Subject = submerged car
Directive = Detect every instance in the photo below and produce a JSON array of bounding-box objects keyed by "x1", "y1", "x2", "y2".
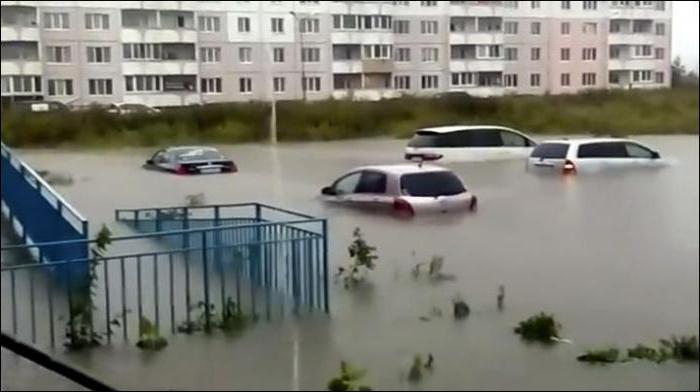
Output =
[
  {"x1": 526, "y1": 138, "x2": 664, "y2": 175},
  {"x1": 405, "y1": 125, "x2": 537, "y2": 162},
  {"x1": 144, "y1": 146, "x2": 237, "y2": 175},
  {"x1": 320, "y1": 162, "x2": 477, "y2": 216}
]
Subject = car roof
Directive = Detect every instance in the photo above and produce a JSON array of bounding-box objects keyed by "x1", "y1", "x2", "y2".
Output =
[
  {"x1": 416, "y1": 125, "x2": 518, "y2": 134},
  {"x1": 350, "y1": 164, "x2": 450, "y2": 176},
  {"x1": 539, "y1": 138, "x2": 635, "y2": 145},
  {"x1": 165, "y1": 146, "x2": 220, "y2": 152}
]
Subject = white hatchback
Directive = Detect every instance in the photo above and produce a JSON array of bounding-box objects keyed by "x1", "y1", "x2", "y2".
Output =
[
  {"x1": 526, "y1": 138, "x2": 665, "y2": 175},
  {"x1": 405, "y1": 125, "x2": 537, "y2": 162}
]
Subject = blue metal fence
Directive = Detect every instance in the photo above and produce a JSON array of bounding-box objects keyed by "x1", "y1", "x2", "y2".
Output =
[{"x1": 0, "y1": 142, "x2": 88, "y2": 264}]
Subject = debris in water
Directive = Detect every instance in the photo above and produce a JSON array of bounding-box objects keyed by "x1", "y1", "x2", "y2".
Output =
[
  {"x1": 327, "y1": 361, "x2": 371, "y2": 391},
  {"x1": 514, "y1": 312, "x2": 561, "y2": 343},
  {"x1": 425, "y1": 354, "x2": 434, "y2": 370},
  {"x1": 185, "y1": 193, "x2": 206, "y2": 207},
  {"x1": 37, "y1": 170, "x2": 74, "y2": 186},
  {"x1": 452, "y1": 296, "x2": 470, "y2": 320},
  {"x1": 660, "y1": 335, "x2": 699, "y2": 361},
  {"x1": 577, "y1": 348, "x2": 620, "y2": 364},
  {"x1": 408, "y1": 355, "x2": 423, "y2": 383},
  {"x1": 497, "y1": 285, "x2": 505, "y2": 310}
]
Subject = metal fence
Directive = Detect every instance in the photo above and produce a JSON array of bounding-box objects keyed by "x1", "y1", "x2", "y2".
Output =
[
  {"x1": 1, "y1": 204, "x2": 329, "y2": 349},
  {"x1": 0, "y1": 142, "x2": 88, "y2": 265}
]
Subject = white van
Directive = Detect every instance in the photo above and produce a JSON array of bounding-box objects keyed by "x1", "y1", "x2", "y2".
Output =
[
  {"x1": 404, "y1": 125, "x2": 537, "y2": 162},
  {"x1": 526, "y1": 138, "x2": 665, "y2": 175}
]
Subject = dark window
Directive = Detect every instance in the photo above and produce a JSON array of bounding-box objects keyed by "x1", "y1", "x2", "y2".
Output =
[
  {"x1": 408, "y1": 131, "x2": 450, "y2": 147},
  {"x1": 174, "y1": 148, "x2": 225, "y2": 162},
  {"x1": 153, "y1": 150, "x2": 168, "y2": 164},
  {"x1": 334, "y1": 172, "x2": 362, "y2": 195},
  {"x1": 408, "y1": 129, "x2": 506, "y2": 148},
  {"x1": 530, "y1": 143, "x2": 569, "y2": 159},
  {"x1": 625, "y1": 142, "x2": 654, "y2": 159},
  {"x1": 577, "y1": 142, "x2": 628, "y2": 158},
  {"x1": 400, "y1": 171, "x2": 466, "y2": 197},
  {"x1": 356, "y1": 171, "x2": 387, "y2": 193},
  {"x1": 500, "y1": 131, "x2": 530, "y2": 147},
  {"x1": 463, "y1": 129, "x2": 503, "y2": 147}
]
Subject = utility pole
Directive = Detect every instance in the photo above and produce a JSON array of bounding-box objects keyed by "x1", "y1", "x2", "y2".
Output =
[{"x1": 290, "y1": 11, "x2": 306, "y2": 101}]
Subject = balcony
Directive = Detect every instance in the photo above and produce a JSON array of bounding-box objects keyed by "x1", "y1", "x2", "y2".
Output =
[
  {"x1": 608, "y1": 33, "x2": 656, "y2": 45},
  {"x1": 1, "y1": 60, "x2": 41, "y2": 75},
  {"x1": 121, "y1": 28, "x2": 197, "y2": 43},
  {"x1": 362, "y1": 59, "x2": 393, "y2": 73},
  {"x1": 608, "y1": 57, "x2": 658, "y2": 70},
  {"x1": 121, "y1": 9, "x2": 196, "y2": 42},
  {"x1": 122, "y1": 61, "x2": 198, "y2": 75},
  {"x1": 1, "y1": 5, "x2": 39, "y2": 41},
  {"x1": 123, "y1": 92, "x2": 200, "y2": 107},
  {"x1": 449, "y1": 59, "x2": 504, "y2": 72},
  {"x1": 0, "y1": 26, "x2": 39, "y2": 41},
  {"x1": 450, "y1": 32, "x2": 503, "y2": 45},
  {"x1": 609, "y1": 7, "x2": 669, "y2": 20},
  {"x1": 332, "y1": 60, "x2": 363, "y2": 74},
  {"x1": 332, "y1": 89, "x2": 400, "y2": 101},
  {"x1": 330, "y1": 31, "x2": 394, "y2": 45},
  {"x1": 449, "y1": 2, "x2": 501, "y2": 17}
]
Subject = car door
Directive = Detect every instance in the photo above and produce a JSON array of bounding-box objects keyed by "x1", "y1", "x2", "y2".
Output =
[
  {"x1": 327, "y1": 171, "x2": 363, "y2": 205},
  {"x1": 576, "y1": 142, "x2": 628, "y2": 172},
  {"x1": 352, "y1": 170, "x2": 391, "y2": 210},
  {"x1": 499, "y1": 129, "x2": 536, "y2": 159}
]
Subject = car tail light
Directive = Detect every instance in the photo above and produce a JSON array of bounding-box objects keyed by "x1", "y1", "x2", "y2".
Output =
[
  {"x1": 176, "y1": 164, "x2": 188, "y2": 175},
  {"x1": 562, "y1": 160, "x2": 577, "y2": 175},
  {"x1": 393, "y1": 198, "x2": 414, "y2": 216}
]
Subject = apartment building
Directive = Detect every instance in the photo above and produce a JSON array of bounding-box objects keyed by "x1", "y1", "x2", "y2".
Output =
[{"x1": 0, "y1": 1, "x2": 672, "y2": 107}]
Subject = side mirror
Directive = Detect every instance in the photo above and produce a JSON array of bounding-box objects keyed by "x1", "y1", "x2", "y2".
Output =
[
  {"x1": 146, "y1": 159, "x2": 154, "y2": 165},
  {"x1": 321, "y1": 186, "x2": 336, "y2": 196},
  {"x1": 651, "y1": 151, "x2": 660, "y2": 159}
]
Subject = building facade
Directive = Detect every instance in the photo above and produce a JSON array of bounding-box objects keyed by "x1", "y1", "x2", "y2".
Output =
[{"x1": 0, "y1": 1, "x2": 672, "y2": 107}]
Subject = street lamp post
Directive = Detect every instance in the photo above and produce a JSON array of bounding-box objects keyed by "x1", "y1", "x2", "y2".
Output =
[
  {"x1": 265, "y1": 43, "x2": 278, "y2": 144},
  {"x1": 290, "y1": 11, "x2": 307, "y2": 101}
]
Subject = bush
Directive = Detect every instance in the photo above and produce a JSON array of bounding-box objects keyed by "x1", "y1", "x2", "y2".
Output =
[{"x1": 514, "y1": 312, "x2": 561, "y2": 343}]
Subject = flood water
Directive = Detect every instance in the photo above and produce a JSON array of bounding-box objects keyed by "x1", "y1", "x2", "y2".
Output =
[{"x1": 3, "y1": 135, "x2": 699, "y2": 390}]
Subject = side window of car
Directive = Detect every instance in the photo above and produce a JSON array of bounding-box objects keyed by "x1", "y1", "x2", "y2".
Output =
[
  {"x1": 334, "y1": 172, "x2": 362, "y2": 195},
  {"x1": 500, "y1": 131, "x2": 529, "y2": 147},
  {"x1": 625, "y1": 142, "x2": 654, "y2": 159},
  {"x1": 356, "y1": 171, "x2": 387, "y2": 194},
  {"x1": 471, "y1": 129, "x2": 504, "y2": 147}
]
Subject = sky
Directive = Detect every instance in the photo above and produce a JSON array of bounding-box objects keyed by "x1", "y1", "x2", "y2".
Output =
[{"x1": 673, "y1": 1, "x2": 700, "y2": 72}]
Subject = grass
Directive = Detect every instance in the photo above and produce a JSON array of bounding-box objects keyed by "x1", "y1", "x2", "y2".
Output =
[
  {"x1": 2, "y1": 88, "x2": 697, "y2": 148},
  {"x1": 514, "y1": 312, "x2": 561, "y2": 344}
]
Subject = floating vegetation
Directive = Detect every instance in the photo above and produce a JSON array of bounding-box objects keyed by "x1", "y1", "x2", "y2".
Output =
[
  {"x1": 452, "y1": 296, "x2": 470, "y2": 320},
  {"x1": 497, "y1": 285, "x2": 505, "y2": 310},
  {"x1": 136, "y1": 316, "x2": 168, "y2": 351},
  {"x1": 412, "y1": 255, "x2": 456, "y2": 282},
  {"x1": 185, "y1": 193, "x2": 206, "y2": 207},
  {"x1": 177, "y1": 298, "x2": 249, "y2": 335},
  {"x1": 37, "y1": 170, "x2": 74, "y2": 186},
  {"x1": 327, "y1": 361, "x2": 372, "y2": 391},
  {"x1": 660, "y1": 335, "x2": 699, "y2": 362},
  {"x1": 577, "y1": 348, "x2": 620, "y2": 364},
  {"x1": 408, "y1": 354, "x2": 435, "y2": 383},
  {"x1": 627, "y1": 344, "x2": 667, "y2": 363},
  {"x1": 335, "y1": 228, "x2": 378, "y2": 289},
  {"x1": 514, "y1": 312, "x2": 561, "y2": 343}
]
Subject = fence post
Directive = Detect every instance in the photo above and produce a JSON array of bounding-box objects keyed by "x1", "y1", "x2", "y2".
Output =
[
  {"x1": 202, "y1": 230, "x2": 211, "y2": 332},
  {"x1": 322, "y1": 219, "x2": 329, "y2": 314},
  {"x1": 155, "y1": 209, "x2": 162, "y2": 233}
]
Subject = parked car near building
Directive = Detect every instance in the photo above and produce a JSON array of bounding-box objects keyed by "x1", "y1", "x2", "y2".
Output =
[{"x1": 144, "y1": 146, "x2": 237, "y2": 175}]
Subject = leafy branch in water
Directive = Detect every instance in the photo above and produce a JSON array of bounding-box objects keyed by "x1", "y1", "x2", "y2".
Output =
[
  {"x1": 136, "y1": 316, "x2": 168, "y2": 351},
  {"x1": 514, "y1": 312, "x2": 561, "y2": 344},
  {"x1": 408, "y1": 354, "x2": 435, "y2": 383},
  {"x1": 412, "y1": 255, "x2": 456, "y2": 282},
  {"x1": 327, "y1": 361, "x2": 372, "y2": 391},
  {"x1": 335, "y1": 228, "x2": 378, "y2": 289},
  {"x1": 177, "y1": 297, "x2": 249, "y2": 335},
  {"x1": 577, "y1": 335, "x2": 698, "y2": 365}
]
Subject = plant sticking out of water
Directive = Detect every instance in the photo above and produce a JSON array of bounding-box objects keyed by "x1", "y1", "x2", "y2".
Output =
[
  {"x1": 136, "y1": 316, "x2": 168, "y2": 351},
  {"x1": 412, "y1": 255, "x2": 457, "y2": 282},
  {"x1": 327, "y1": 361, "x2": 372, "y2": 391},
  {"x1": 177, "y1": 301, "x2": 218, "y2": 334},
  {"x1": 408, "y1": 353, "x2": 435, "y2": 383},
  {"x1": 335, "y1": 228, "x2": 378, "y2": 289},
  {"x1": 177, "y1": 298, "x2": 250, "y2": 335},
  {"x1": 577, "y1": 348, "x2": 620, "y2": 364},
  {"x1": 452, "y1": 295, "x2": 470, "y2": 320},
  {"x1": 514, "y1": 312, "x2": 562, "y2": 344},
  {"x1": 627, "y1": 344, "x2": 668, "y2": 363},
  {"x1": 64, "y1": 224, "x2": 112, "y2": 350},
  {"x1": 497, "y1": 285, "x2": 505, "y2": 311},
  {"x1": 185, "y1": 193, "x2": 206, "y2": 207},
  {"x1": 217, "y1": 297, "x2": 248, "y2": 334},
  {"x1": 660, "y1": 335, "x2": 699, "y2": 362}
]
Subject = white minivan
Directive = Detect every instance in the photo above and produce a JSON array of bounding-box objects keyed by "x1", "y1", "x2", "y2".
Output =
[
  {"x1": 526, "y1": 138, "x2": 665, "y2": 175},
  {"x1": 405, "y1": 125, "x2": 537, "y2": 162}
]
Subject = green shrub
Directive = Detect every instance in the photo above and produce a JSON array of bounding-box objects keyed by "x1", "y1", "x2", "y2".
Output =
[{"x1": 514, "y1": 312, "x2": 561, "y2": 343}]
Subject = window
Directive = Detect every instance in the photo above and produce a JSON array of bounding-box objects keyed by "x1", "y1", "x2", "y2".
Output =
[
  {"x1": 655, "y1": 23, "x2": 665, "y2": 35},
  {"x1": 609, "y1": 72, "x2": 620, "y2": 84},
  {"x1": 530, "y1": 73, "x2": 541, "y2": 87},
  {"x1": 44, "y1": 12, "x2": 69, "y2": 29},
  {"x1": 302, "y1": 47, "x2": 320, "y2": 62},
  {"x1": 394, "y1": 47, "x2": 411, "y2": 62},
  {"x1": 582, "y1": 72, "x2": 597, "y2": 86},
  {"x1": 504, "y1": 74, "x2": 518, "y2": 87},
  {"x1": 531, "y1": 47, "x2": 540, "y2": 61},
  {"x1": 302, "y1": 76, "x2": 321, "y2": 92},
  {"x1": 477, "y1": 45, "x2": 501, "y2": 59},
  {"x1": 561, "y1": 1, "x2": 571, "y2": 9},
  {"x1": 610, "y1": 46, "x2": 621, "y2": 59},
  {"x1": 625, "y1": 143, "x2": 654, "y2": 159},
  {"x1": 273, "y1": 77, "x2": 286, "y2": 93},
  {"x1": 633, "y1": 45, "x2": 652, "y2": 57},
  {"x1": 531, "y1": 143, "x2": 570, "y2": 159},
  {"x1": 47, "y1": 79, "x2": 73, "y2": 96},
  {"x1": 505, "y1": 47, "x2": 518, "y2": 61},
  {"x1": 123, "y1": 43, "x2": 161, "y2": 60},
  {"x1": 451, "y1": 72, "x2": 475, "y2": 87},
  {"x1": 45, "y1": 46, "x2": 71, "y2": 63},
  {"x1": 198, "y1": 16, "x2": 220, "y2": 32},
  {"x1": 583, "y1": 22, "x2": 597, "y2": 34},
  {"x1": 271, "y1": 17, "x2": 284, "y2": 33},
  {"x1": 200, "y1": 47, "x2": 221, "y2": 63},
  {"x1": 200, "y1": 77, "x2": 222, "y2": 94},
  {"x1": 239, "y1": 77, "x2": 252, "y2": 93},
  {"x1": 85, "y1": 13, "x2": 109, "y2": 30},
  {"x1": 334, "y1": 172, "x2": 362, "y2": 195},
  {"x1": 88, "y1": 79, "x2": 112, "y2": 95},
  {"x1": 394, "y1": 1, "x2": 410, "y2": 5},
  {"x1": 420, "y1": 1, "x2": 437, "y2": 6},
  {"x1": 654, "y1": 72, "x2": 664, "y2": 84},
  {"x1": 364, "y1": 44, "x2": 392, "y2": 59},
  {"x1": 239, "y1": 47, "x2": 252, "y2": 63},
  {"x1": 87, "y1": 46, "x2": 111, "y2": 63},
  {"x1": 273, "y1": 47, "x2": 285, "y2": 63},
  {"x1": 238, "y1": 17, "x2": 250, "y2": 32},
  {"x1": 561, "y1": 22, "x2": 570, "y2": 35},
  {"x1": 7, "y1": 76, "x2": 40, "y2": 93},
  {"x1": 501, "y1": 131, "x2": 530, "y2": 147},
  {"x1": 300, "y1": 17, "x2": 319, "y2": 33},
  {"x1": 125, "y1": 75, "x2": 161, "y2": 92},
  {"x1": 394, "y1": 20, "x2": 409, "y2": 34},
  {"x1": 560, "y1": 73, "x2": 570, "y2": 86},
  {"x1": 504, "y1": 1, "x2": 518, "y2": 7},
  {"x1": 560, "y1": 48, "x2": 570, "y2": 61},
  {"x1": 655, "y1": 1, "x2": 666, "y2": 10},
  {"x1": 633, "y1": 20, "x2": 649, "y2": 33},
  {"x1": 421, "y1": 47, "x2": 439, "y2": 62},
  {"x1": 582, "y1": 48, "x2": 597, "y2": 61},
  {"x1": 394, "y1": 75, "x2": 411, "y2": 90},
  {"x1": 531, "y1": 22, "x2": 540, "y2": 35},
  {"x1": 531, "y1": 1, "x2": 541, "y2": 8},
  {"x1": 421, "y1": 20, "x2": 438, "y2": 34},
  {"x1": 632, "y1": 70, "x2": 652, "y2": 82},
  {"x1": 421, "y1": 74, "x2": 439, "y2": 89},
  {"x1": 583, "y1": 1, "x2": 598, "y2": 9},
  {"x1": 655, "y1": 48, "x2": 664, "y2": 60},
  {"x1": 356, "y1": 171, "x2": 387, "y2": 194},
  {"x1": 610, "y1": 20, "x2": 622, "y2": 33},
  {"x1": 400, "y1": 172, "x2": 466, "y2": 197},
  {"x1": 504, "y1": 21, "x2": 518, "y2": 34},
  {"x1": 578, "y1": 142, "x2": 628, "y2": 158}
]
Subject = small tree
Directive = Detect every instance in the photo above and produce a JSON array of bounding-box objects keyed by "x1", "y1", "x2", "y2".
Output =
[{"x1": 335, "y1": 228, "x2": 378, "y2": 288}]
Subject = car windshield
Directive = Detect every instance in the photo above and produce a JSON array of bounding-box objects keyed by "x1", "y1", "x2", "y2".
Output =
[
  {"x1": 174, "y1": 148, "x2": 225, "y2": 162},
  {"x1": 400, "y1": 171, "x2": 466, "y2": 197},
  {"x1": 531, "y1": 143, "x2": 569, "y2": 159}
]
